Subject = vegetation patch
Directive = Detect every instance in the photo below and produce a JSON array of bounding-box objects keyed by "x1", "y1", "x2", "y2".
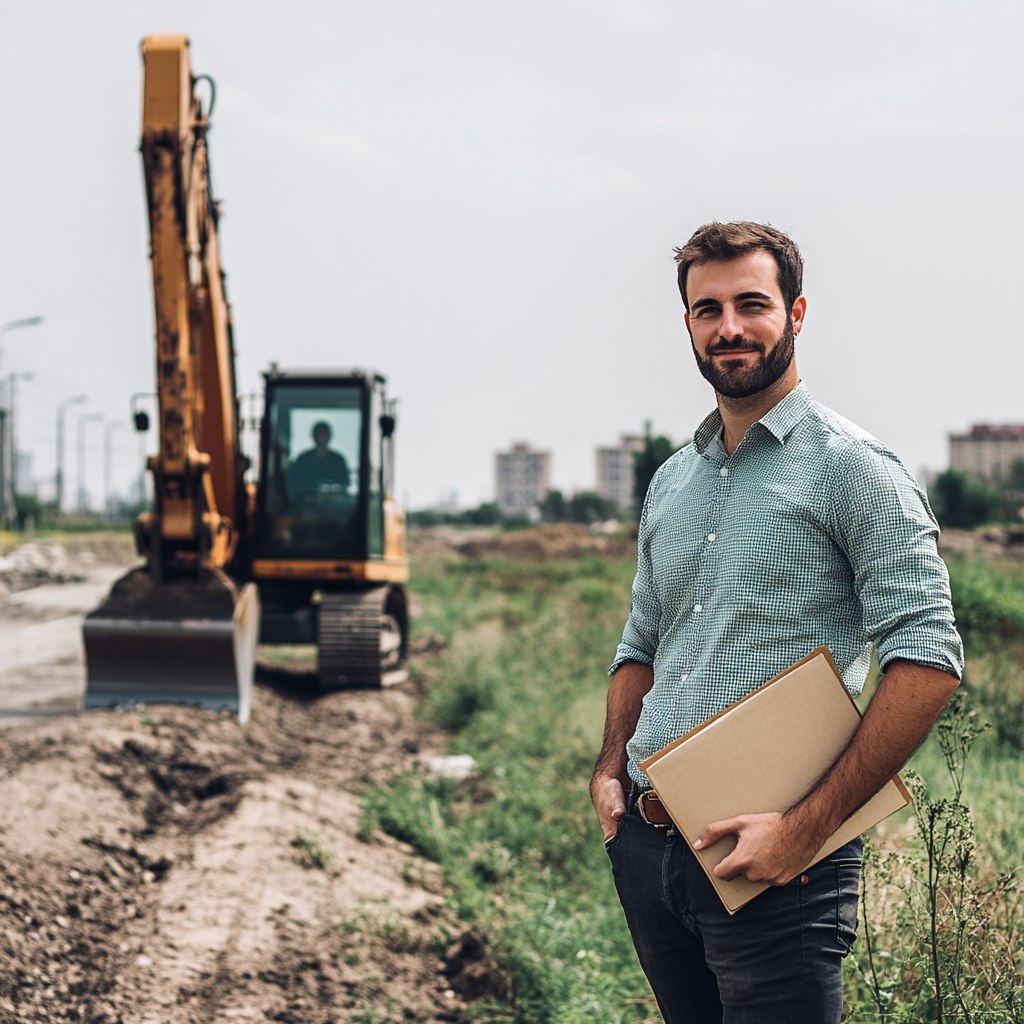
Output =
[{"x1": 371, "y1": 534, "x2": 1023, "y2": 1023}]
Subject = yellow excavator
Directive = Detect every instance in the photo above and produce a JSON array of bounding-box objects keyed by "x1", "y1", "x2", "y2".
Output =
[{"x1": 83, "y1": 36, "x2": 408, "y2": 722}]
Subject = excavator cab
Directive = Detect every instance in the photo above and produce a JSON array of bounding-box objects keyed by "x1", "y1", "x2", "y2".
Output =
[
  {"x1": 258, "y1": 373, "x2": 365, "y2": 559},
  {"x1": 252, "y1": 368, "x2": 409, "y2": 689},
  {"x1": 254, "y1": 367, "x2": 398, "y2": 564}
]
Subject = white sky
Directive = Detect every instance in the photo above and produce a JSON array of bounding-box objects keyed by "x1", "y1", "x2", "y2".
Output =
[{"x1": 1, "y1": 0, "x2": 1022, "y2": 510}]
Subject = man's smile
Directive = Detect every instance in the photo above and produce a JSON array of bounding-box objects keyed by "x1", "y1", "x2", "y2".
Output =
[{"x1": 710, "y1": 346, "x2": 761, "y2": 357}]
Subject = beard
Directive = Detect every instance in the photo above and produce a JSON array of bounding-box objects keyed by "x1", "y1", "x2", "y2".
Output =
[{"x1": 691, "y1": 319, "x2": 796, "y2": 399}]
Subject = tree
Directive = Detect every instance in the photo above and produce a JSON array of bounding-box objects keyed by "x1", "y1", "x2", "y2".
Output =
[
  {"x1": 461, "y1": 502, "x2": 502, "y2": 526},
  {"x1": 566, "y1": 490, "x2": 617, "y2": 524},
  {"x1": 633, "y1": 432, "x2": 679, "y2": 514},
  {"x1": 928, "y1": 469, "x2": 1001, "y2": 529},
  {"x1": 539, "y1": 489, "x2": 566, "y2": 523},
  {"x1": 1007, "y1": 458, "x2": 1024, "y2": 493},
  {"x1": 13, "y1": 492, "x2": 45, "y2": 530}
]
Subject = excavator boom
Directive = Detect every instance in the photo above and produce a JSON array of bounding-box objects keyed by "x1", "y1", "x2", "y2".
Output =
[{"x1": 84, "y1": 36, "x2": 257, "y2": 719}]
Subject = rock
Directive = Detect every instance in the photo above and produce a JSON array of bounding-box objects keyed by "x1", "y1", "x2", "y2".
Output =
[{"x1": 424, "y1": 755, "x2": 477, "y2": 781}]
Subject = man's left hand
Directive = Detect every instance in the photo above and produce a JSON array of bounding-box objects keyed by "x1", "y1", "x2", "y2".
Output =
[{"x1": 694, "y1": 812, "x2": 823, "y2": 886}]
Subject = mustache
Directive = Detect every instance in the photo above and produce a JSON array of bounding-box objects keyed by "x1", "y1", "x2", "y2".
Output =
[{"x1": 707, "y1": 339, "x2": 765, "y2": 355}]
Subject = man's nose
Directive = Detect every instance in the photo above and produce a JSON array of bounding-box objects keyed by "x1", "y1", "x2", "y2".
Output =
[{"x1": 718, "y1": 305, "x2": 743, "y2": 341}]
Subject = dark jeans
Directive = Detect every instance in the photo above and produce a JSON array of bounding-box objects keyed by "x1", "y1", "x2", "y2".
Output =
[{"x1": 605, "y1": 809, "x2": 861, "y2": 1024}]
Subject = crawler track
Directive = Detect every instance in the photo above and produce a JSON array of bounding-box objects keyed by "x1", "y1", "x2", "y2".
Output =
[{"x1": 317, "y1": 586, "x2": 406, "y2": 689}]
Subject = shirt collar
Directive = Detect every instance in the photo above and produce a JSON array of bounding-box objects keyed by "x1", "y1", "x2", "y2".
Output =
[{"x1": 693, "y1": 382, "x2": 812, "y2": 454}]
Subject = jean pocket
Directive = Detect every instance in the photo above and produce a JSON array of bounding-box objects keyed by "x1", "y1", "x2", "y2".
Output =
[
  {"x1": 834, "y1": 859, "x2": 861, "y2": 956},
  {"x1": 604, "y1": 812, "x2": 628, "y2": 853}
]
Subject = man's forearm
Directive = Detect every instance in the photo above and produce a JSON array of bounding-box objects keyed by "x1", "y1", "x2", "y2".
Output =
[
  {"x1": 787, "y1": 659, "x2": 960, "y2": 844},
  {"x1": 591, "y1": 660, "x2": 654, "y2": 840},
  {"x1": 592, "y1": 660, "x2": 654, "y2": 786}
]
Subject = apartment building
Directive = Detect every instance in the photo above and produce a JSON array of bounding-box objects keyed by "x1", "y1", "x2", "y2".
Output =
[
  {"x1": 949, "y1": 424, "x2": 1024, "y2": 484},
  {"x1": 596, "y1": 434, "x2": 645, "y2": 512},
  {"x1": 495, "y1": 442, "x2": 551, "y2": 516}
]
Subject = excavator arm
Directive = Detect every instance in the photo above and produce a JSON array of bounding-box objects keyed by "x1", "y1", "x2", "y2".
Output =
[
  {"x1": 137, "y1": 33, "x2": 244, "y2": 575},
  {"x1": 83, "y1": 36, "x2": 258, "y2": 720}
]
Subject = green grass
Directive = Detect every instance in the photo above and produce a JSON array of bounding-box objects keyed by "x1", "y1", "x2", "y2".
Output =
[
  {"x1": 365, "y1": 541, "x2": 1023, "y2": 1023},
  {"x1": 364, "y1": 549, "x2": 655, "y2": 1023},
  {"x1": 292, "y1": 825, "x2": 336, "y2": 870},
  {"x1": 946, "y1": 553, "x2": 1024, "y2": 751}
]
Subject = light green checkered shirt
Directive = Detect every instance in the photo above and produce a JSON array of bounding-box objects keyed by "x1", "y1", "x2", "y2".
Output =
[{"x1": 612, "y1": 383, "x2": 964, "y2": 789}]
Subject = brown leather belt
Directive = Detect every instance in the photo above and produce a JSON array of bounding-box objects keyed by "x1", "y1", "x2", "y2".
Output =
[{"x1": 632, "y1": 790, "x2": 673, "y2": 828}]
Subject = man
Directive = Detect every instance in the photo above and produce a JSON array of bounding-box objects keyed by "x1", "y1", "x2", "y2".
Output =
[
  {"x1": 591, "y1": 221, "x2": 963, "y2": 1023},
  {"x1": 287, "y1": 421, "x2": 351, "y2": 502}
]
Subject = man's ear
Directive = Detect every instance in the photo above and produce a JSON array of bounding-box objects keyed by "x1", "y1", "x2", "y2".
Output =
[
  {"x1": 791, "y1": 296, "x2": 807, "y2": 335},
  {"x1": 683, "y1": 312, "x2": 692, "y2": 339}
]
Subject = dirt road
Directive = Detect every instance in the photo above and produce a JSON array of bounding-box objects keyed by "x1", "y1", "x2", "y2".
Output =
[
  {"x1": 1, "y1": 566, "x2": 126, "y2": 717},
  {"x1": 0, "y1": 541, "x2": 489, "y2": 1023}
]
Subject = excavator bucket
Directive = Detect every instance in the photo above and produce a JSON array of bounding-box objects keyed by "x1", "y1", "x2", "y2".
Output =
[{"x1": 82, "y1": 567, "x2": 260, "y2": 723}]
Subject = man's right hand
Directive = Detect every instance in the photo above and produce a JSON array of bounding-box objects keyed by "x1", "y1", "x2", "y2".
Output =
[
  {"x1": 591, "y1": 661, "x2": 653, "y2": 844},
  {"x1": 590, "y1": 774, "x2": 628, "y2": 843}
]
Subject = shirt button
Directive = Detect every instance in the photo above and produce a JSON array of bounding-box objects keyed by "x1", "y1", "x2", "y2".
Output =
[
  {"x1": 693, "y1": 603, "x2": 703, "y2": 613},
  {"x1": 719, "y1": 466, "x2": 729, "y2": 477},
  {"x1": 680, "y1": 673, "x2": 689, "y2": 682},
  {"x1": 707, "y1": 532, "x2": 716, "y2": 542}
]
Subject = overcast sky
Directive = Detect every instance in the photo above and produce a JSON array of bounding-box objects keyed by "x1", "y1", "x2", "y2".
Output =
[{"x1": 1, "y1": 0, "x2": 1021, "y2": 510}]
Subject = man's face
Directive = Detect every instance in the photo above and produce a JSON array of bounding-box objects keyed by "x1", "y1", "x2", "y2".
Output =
[{"x1": 684, "y1": 250, "x2": 804, "y2": 399}]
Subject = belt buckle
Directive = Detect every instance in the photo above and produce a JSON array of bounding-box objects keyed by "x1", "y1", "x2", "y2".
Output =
[{"x1": 637, "y1": 790, "x2": 669, "y2": 829}]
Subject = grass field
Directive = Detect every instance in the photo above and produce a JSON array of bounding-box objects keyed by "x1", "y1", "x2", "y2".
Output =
[{"x1": 365, "y1": 533, "x2": 1024, "y2": 1023}]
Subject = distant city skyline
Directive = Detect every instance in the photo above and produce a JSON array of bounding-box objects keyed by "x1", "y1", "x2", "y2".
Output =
[{"x1": 2, "y1": 2, "x2": 1021, "y2": 512}]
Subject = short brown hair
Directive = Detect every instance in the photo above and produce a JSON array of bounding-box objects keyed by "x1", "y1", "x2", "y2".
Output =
[{"x1": 674, "y1": 221, "x2": 804, "y2": 313}]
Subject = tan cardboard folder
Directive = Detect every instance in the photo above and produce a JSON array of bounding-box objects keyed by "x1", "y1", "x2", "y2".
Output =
[{"x1": 639, "y1": 647, "x2": 911, "y2": 915}]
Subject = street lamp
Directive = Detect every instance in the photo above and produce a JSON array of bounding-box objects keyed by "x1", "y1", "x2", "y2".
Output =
[
  {"x1": 0, "y1": 317, "x2": 43, "y2": 523},
  {"x1": 77, "y1": 411, "x2": 103, "y2": 513},
  {"x1": 0, "y1": 372, "x2": 34, "y2": 526},
  {"x1": 56, "y1": 395, "x2": 87, "y2": 512},
  {"x1": 0, "y1": 316, "x2": 44, "y2": 342},
  {"x1": 103, "y1": 420, "x2": 125, "y2": 518},
  {"x1": 5, "y1": 371, "x2": 34, "y2": 493},
  {"x1": 0, "y1": 316, "x2": 44, "y2": 368}
]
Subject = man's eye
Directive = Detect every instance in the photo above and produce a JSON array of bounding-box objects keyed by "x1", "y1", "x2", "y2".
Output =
[
  {"x1": 693, "y1": 307, "x2": 719, "y2": 319},
  {"x1": 741, "y1": 302, "x2": 767, "y2": 312}
]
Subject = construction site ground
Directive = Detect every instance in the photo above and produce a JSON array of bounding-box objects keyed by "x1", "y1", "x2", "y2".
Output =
[
  {"x1": 0, "y1": 532, "x2": 502, "y2": 1024},
  {"x1": 6, "y1": 521, "x2": 1006, "y2": 1023}
]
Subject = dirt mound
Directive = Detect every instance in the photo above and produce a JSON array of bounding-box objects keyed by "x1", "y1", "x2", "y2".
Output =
[
  {"x1": 0, "y1": 535, "x2": 137, "y2": 599},
  {"x1": 454, "y1": 522, "x2": 631, "y2": 562},
  {"x1": 60, "y1": 533, "x2": 138, "y2": 567},
  {"x1": 0, "y1": 682, "x2": 487, "y2": 1023},
  {"x1": 0, "y1": 541, "x2": 85, "y2": 595},
  {"x1": 939, "y1": 527, "x2": 1024, "y2": 559}
]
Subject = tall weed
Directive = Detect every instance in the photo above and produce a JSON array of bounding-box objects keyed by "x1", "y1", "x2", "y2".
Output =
[{"x1": 849, "y1": 691, "x2": 1023, "y2": 1022}]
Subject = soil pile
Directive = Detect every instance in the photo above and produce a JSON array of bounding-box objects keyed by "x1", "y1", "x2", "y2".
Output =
[
  {"x1": 0, "y1": 679, "x2": 493, "y2": 1023},
  {"x1": 0, "y1": 535, "x2": 136, "y2": 598},
  {"x1": 939, "y1": 526, "x2": 1024, "y2": 558},
  {"x1": 0, "y1": 542, "x2": 85, "y2": 595},
  {"x1": 454, "y1": 523, "x2": 631, "y2": 562}
]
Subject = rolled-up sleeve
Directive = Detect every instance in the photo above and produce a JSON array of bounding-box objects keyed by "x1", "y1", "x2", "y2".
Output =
[
  {"x1": 609, "y1": 484, "x2": 661, "y2": 676},
  {"x1": 831, "y1": 443, "x2": 963, "y2": 679}
]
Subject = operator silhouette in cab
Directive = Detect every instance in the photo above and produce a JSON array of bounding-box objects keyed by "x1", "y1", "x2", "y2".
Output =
[{"x1": 287, "y1": 421, "x2": 351, "y2": 504}]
